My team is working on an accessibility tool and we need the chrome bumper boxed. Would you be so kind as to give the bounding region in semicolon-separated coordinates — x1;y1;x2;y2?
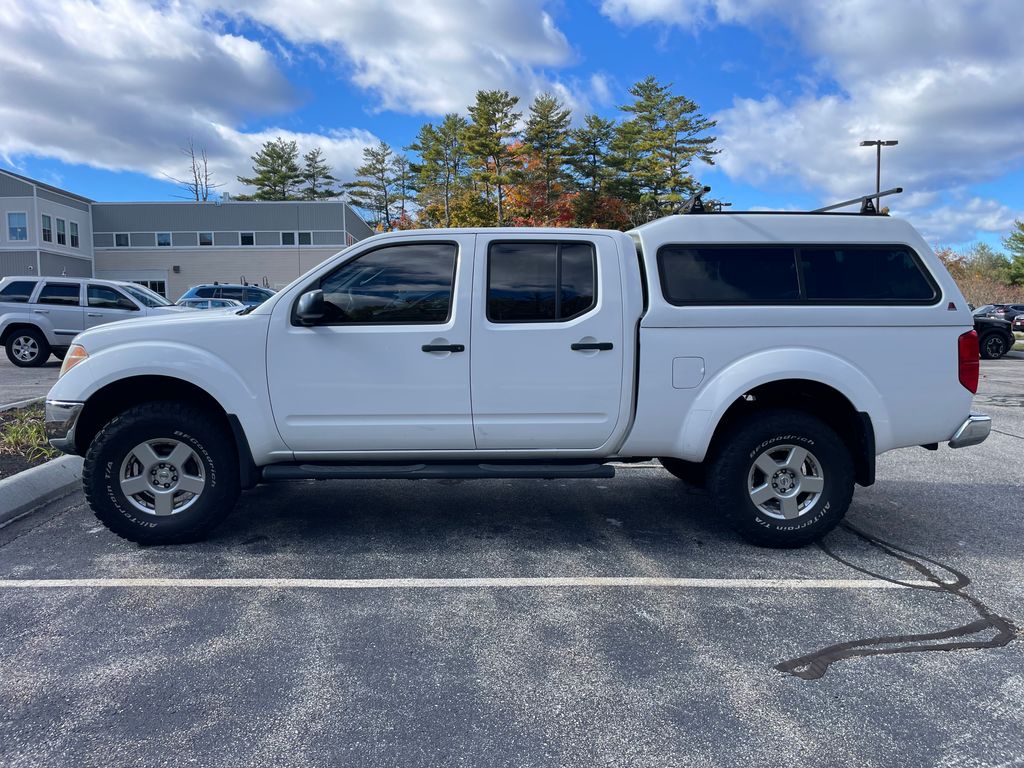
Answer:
45;400;84;455
948;413;991;449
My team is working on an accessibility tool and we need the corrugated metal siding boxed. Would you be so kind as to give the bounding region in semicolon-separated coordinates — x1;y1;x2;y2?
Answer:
173;232;198;247
94;233;114;248
90;201;365;232
214;231;239;246
130;232;156;247
37;188;90;212
40;252;92;277
254;231;280;246
0;250;38;278
312;231;346;246
0;173;34;197
346;210;374;240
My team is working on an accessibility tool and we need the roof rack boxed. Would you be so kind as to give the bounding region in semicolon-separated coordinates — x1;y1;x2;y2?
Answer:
813;187;903;214
679;185;904;216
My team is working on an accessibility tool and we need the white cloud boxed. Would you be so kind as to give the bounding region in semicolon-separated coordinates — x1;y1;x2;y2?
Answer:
602;0;1024;243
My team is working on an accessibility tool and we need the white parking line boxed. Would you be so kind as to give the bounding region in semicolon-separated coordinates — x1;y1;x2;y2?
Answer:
0;576;931;590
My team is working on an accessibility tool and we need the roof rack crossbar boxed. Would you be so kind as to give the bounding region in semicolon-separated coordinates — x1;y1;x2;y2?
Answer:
813;187;903;214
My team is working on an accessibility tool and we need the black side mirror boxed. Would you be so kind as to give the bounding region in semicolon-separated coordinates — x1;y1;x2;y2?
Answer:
296;289;326;325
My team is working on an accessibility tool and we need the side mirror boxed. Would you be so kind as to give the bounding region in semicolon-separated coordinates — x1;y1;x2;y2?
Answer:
296;289;326;325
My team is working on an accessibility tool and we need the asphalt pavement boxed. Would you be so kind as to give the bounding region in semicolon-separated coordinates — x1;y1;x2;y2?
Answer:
0;353;1022;767
0;356;60;408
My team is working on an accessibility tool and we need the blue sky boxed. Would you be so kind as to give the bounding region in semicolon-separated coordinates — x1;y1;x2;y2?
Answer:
2;0;1022;247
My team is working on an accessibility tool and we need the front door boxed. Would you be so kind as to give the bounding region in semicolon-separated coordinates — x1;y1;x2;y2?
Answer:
267;235;476;454
34;281;84;341
469;235;625;450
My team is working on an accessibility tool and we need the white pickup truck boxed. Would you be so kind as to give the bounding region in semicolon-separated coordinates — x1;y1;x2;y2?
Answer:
45;210;990;547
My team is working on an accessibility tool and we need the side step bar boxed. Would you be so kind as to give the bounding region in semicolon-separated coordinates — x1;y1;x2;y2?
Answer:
261;461;616;482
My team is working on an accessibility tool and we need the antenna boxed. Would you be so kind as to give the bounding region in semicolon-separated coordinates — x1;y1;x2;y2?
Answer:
813;187;903;214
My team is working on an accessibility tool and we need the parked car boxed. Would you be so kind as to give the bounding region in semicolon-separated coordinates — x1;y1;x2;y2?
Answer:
0;276;189;367
176;297;245;311
974;303;1024;323
1012;314;1024;333
178;284;275;307
47;212;990;548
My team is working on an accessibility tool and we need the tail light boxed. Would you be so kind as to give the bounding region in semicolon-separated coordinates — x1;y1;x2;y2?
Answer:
958;331;979;393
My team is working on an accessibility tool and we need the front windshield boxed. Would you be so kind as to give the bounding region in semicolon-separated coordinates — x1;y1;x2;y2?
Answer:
122;283;173;307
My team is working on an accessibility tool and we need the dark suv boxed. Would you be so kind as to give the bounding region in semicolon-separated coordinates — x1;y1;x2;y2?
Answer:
975;315;1015;359
178;283;275;307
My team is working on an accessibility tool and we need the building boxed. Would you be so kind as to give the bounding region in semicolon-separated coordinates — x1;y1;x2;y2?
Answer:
1;168;373;299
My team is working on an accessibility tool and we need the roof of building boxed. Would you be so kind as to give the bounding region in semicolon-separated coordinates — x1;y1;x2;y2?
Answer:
0;167;95;204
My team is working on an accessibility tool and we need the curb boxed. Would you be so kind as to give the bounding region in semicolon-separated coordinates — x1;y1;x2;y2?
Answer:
0;396;44;413
0;455;83;528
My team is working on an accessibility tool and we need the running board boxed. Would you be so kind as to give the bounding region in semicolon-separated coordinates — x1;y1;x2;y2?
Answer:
261;461;616;482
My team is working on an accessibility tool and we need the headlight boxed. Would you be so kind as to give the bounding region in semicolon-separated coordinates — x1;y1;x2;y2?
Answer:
59;344;89;378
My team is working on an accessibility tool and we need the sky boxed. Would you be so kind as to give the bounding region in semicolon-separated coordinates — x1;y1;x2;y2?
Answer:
1;0;1022;247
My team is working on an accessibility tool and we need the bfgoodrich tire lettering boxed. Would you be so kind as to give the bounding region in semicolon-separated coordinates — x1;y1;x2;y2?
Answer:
83;401;240;544
709;409;855;547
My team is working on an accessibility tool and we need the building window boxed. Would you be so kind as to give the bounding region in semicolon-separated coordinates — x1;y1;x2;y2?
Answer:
281;231;295;246
298;231;312;245
41;214;52;243
199;232;213;246
133;279;167;297
70;222;80;248
7;212;27;241
115;232;129;247
157;232;171;247
56;219;67;246
240;232;255;246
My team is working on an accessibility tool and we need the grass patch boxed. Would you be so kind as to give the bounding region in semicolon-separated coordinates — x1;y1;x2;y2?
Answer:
0;405;59;464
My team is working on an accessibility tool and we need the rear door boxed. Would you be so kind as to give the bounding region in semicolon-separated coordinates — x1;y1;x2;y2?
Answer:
469;234;625;450
84;284;141;329
34;281;85;341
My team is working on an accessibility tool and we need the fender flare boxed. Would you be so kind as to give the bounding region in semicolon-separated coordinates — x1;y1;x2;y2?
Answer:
676;347;892;461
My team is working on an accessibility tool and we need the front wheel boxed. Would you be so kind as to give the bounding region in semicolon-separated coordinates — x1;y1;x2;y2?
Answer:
708;409;855;548
83;401;240;544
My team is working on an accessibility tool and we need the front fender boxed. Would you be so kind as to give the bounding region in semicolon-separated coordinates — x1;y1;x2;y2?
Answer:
677;347;892;461
46;340;286;461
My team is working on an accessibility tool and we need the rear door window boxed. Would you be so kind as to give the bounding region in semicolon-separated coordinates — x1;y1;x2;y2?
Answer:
487;242;596;322
0;280;37;303
219;286;246;301
37;282;81;306
194;287;217;298
658;246;798;304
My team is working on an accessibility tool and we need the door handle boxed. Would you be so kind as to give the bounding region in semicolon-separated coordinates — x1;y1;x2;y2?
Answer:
422;343;465;353
33;309;49;314
87;312;102;317
571;342;613;351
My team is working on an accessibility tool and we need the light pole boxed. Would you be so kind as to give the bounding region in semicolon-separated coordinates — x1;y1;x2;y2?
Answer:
860;139;898;211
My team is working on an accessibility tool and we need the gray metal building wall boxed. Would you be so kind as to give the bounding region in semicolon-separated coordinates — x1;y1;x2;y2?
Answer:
40;251;92;277
0;250;38;276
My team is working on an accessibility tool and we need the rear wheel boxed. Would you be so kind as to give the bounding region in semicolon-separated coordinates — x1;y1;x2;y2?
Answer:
83;401;240;544
5;327;50;367
980;333;1008;359
709;409;854;547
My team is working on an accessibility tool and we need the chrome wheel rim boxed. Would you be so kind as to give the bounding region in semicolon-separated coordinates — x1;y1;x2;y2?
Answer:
747;444;825;520
11;335;39;362
119;439;206;516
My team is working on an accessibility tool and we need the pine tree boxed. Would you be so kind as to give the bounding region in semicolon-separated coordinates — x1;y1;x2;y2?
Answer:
236;137;303;200
612;76;718;224
524;93;572;209
566;114;617;225
1004;220;1024;285
390;153;416;223
300;147;338;200
409;114;469;227
346;141;395;229
466;90;521;226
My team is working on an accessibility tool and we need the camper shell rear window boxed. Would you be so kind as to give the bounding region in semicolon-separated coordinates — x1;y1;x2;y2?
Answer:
657;243;939;306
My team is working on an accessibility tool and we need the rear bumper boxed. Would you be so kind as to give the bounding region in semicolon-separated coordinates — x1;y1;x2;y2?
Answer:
45;400;84;455
948;413;991;449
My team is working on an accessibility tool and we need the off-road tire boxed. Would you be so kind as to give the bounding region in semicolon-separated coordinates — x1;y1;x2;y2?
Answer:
5;327;50;367
709;409;855;548
83;401;240;544
980;333;1008;360
659;457;706;488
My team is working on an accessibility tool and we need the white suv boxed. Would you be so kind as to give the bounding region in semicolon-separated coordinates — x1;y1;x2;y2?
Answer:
0;276;189;366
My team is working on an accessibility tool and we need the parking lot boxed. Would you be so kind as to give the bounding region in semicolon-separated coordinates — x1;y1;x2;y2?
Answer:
0;356;60;408
0;353;1022;767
